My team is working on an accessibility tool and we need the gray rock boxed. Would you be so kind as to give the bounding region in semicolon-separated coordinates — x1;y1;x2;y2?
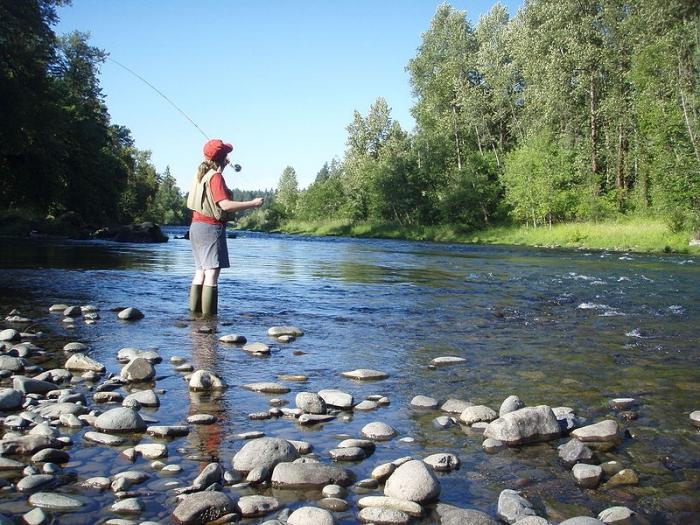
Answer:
604;469;639;487
233;437;299;475
83;432;125;446
558;438;594;466
358;496;422;517
117;307;144;321
322;484;347;498
0;355;25;372
188;369;226;391
571;420;619;442
434;503;499;525
63;353;105;373
329;447;366;461
424;453;460;472
500;395;525;416
36;402;87;419
172;491;236;525
13;377;56;395
362;421;396;440
384;460;440;504
513;518;551;525
120;358;155;382
243;342;270;354
31;448;69;464
219;334;247;344
433;416;455;429
94;407;146;433
22;507;47;525
288;507;334;525
146;425;189;438
573;463;602;488
0;435;63;455
319;497;349;512
411;395;439;409
63;342;88;352
483;438;505;453
242;382;290;394
441;398;473;413
271;462;354;488
17;474;56;492
296;392;327;414
690;410;700;427
0;329;21;342
63;306;81;317
318;389;354;409
123;389;160;407
28;492;83;510
0;457;25;471
236;495;280;517
111;497;143;514
559;519;605;525
340;368;389;380
358;507;410;524
0;388;24;410
134;443;167;459
48;304;70;313
483;405;560;445
460;405;498;425
609;398;636;410
267;326;304;337
355;399;378;410
497;489;537;524
431;356;466;366
187;413;217;425
598;506;636;525
193;462;223;489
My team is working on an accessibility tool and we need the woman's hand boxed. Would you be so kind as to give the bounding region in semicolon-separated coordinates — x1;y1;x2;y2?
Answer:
251;197;264;208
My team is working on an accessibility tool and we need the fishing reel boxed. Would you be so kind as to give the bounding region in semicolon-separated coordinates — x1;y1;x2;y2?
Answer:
233;164;242;172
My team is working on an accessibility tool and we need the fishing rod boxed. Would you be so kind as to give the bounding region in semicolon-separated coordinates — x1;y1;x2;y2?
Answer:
107;56;242;172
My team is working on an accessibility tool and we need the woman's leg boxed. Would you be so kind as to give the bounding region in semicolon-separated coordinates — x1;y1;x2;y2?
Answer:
201;268;221;316
189;269;205;313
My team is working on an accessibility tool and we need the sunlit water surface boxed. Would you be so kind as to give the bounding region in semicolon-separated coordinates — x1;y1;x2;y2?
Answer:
0;228;698;524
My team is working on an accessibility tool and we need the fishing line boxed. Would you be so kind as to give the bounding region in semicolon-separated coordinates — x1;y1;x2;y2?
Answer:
107;56;210;140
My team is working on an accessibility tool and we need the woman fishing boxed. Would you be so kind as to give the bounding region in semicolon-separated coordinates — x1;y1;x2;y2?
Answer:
187;139;264;316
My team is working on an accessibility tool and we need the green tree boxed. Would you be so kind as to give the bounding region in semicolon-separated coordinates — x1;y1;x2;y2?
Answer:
148;166;188;225
276;166;299;215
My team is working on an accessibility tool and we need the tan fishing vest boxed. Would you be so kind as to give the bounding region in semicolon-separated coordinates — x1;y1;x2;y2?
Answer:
187;169;235;222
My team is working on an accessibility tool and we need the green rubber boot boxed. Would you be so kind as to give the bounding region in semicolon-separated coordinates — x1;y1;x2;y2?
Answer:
201;285;218;316
189;284;202;313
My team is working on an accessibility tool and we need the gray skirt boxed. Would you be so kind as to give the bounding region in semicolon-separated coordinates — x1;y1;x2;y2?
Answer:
190;221;230;270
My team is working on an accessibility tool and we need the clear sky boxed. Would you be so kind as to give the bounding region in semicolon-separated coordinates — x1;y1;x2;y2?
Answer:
56;1;522;192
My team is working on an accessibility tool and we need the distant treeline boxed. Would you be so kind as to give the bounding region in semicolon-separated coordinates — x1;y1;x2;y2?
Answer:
0;0;189;226
243;1;699;234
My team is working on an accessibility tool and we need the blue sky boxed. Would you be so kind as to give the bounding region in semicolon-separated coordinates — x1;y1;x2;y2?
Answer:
56;1;522;192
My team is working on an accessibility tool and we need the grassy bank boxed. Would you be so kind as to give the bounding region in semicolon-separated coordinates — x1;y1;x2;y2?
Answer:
274;218;700;255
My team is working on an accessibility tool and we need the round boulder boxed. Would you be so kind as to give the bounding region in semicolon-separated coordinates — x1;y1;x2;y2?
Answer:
384;460;440;504
93;407;146;433
232;437;299;475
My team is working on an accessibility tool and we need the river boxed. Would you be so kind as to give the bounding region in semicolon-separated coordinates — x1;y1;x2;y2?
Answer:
0;228;698;523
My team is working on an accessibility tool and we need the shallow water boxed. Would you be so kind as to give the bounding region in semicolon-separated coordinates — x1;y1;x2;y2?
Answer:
0;228;698;523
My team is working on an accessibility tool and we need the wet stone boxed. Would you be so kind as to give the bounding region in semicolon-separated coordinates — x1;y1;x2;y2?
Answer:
63;342;89;352
318;389;354;409
243;342;270;355
172;491;236;525
243;382;290;394
299;413;336;425
433;416;455;429
278;374;308;382
187;414;217;425
147;425;189;438
267;326;304;337
609;398;636;410
411;395;439;409
558;438;594;467
219;334;247;344
598;506;636;524
28;492;83;510
690;410;700;427
84;431;126;446
424;453;460;472
604;468;639;487
573;463;602;488
120;358;156;382
288;506;334;525
63;306;82;317
319;497;350;512
571;420;620;442
497;489;537;524
271;462;354;489
341;368;389;380
322;484;347;498
362;421;397;440
329;446;366;461
358;496;423;517
188;370;226;391
296;392;326;414
384;460;440;504
358;507;411;524
460;405;498;425
441;399;473;414
117;307;144;321
431;356;466;366
111;497;143;514
236;495;280;517
499;395;525;416
94;407;146;433
123;389;159;407
483;438;505;453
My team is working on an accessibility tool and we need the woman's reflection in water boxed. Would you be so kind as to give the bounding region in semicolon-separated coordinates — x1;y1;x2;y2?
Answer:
187;327;227;463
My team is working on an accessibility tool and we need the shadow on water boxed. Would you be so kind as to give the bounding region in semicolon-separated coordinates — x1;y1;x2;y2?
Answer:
0;230;698;523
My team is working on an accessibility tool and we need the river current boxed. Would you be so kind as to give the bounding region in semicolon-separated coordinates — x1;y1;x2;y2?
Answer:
0;228;698;523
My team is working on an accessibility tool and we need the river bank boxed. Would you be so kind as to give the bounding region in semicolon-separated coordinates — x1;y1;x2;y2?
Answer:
267;218;700;255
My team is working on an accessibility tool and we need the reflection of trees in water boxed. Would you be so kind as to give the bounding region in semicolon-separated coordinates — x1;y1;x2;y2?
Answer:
187;326;226;463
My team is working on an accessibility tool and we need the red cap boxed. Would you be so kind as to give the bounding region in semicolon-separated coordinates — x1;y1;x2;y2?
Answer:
203;139;233;161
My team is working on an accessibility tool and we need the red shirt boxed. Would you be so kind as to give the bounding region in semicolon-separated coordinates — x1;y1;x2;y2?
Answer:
192;172;231;225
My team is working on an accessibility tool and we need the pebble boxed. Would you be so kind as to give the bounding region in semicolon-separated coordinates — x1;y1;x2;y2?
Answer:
483;438;505;453
318;497;350;512
499;395;525;416
609;398;636;410
460;405;498;425
358;507;411;524
358;495;423;517
597;506;636;524
329;446;366;461
355;400;379;411
146;425;189;438
362;421;397;440
63;342;88;352
690;410;700;427
497;489;537;523
267;326;304;337
322;484;347;498
318;389;354;409
237;495;280;517
187;414;217;425
296;392;327;414
604;468;639;487
83;432;126;446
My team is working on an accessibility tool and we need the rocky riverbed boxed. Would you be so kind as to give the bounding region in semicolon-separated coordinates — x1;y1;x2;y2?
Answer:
0;302;698;525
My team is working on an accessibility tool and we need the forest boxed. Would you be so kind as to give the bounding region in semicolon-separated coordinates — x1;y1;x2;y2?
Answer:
2;1;699;239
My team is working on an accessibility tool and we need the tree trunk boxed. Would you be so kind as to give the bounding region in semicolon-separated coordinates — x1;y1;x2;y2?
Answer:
616;122;625;190
590;73;599;186
678;53;700;164
474;124;484;156
452;104;462;170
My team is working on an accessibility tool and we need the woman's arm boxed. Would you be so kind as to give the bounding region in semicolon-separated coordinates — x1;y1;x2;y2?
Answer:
217;197;264;212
